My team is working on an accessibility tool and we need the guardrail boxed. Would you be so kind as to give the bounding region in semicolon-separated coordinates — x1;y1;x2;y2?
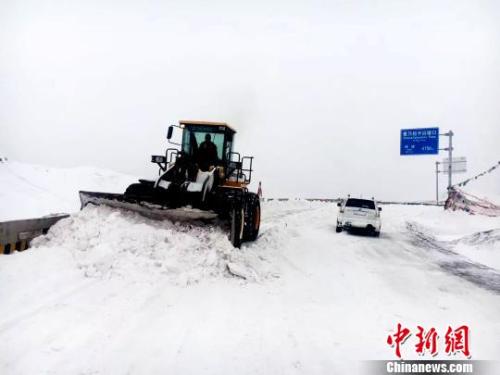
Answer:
0;215;69;255
263;198;442;206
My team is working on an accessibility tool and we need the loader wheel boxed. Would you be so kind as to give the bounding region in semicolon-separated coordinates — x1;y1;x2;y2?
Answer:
243;194;260;241
229;206;244;248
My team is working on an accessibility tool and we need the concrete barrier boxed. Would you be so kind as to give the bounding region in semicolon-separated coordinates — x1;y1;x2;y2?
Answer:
0;215;69;255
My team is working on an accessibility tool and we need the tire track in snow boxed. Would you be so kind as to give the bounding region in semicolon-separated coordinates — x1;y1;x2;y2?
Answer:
406;221;500;294
0;279;99;334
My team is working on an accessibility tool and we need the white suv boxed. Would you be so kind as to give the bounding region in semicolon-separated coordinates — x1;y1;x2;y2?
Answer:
336;197;382;236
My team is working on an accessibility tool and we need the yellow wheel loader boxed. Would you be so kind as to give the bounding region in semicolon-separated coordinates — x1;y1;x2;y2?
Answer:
80;120;260;248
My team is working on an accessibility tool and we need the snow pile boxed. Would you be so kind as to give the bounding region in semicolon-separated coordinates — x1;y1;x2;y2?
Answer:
28;199;324;286
31;204;281;285
406;203;500;238
449;229;500;270
453;229;500;246
407;207;500;272
0;160;138;221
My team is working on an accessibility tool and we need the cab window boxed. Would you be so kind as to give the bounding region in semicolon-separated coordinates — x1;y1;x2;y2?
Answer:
182;127;225;160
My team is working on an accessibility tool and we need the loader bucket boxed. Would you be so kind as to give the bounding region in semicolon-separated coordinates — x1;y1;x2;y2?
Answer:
79;191;218;221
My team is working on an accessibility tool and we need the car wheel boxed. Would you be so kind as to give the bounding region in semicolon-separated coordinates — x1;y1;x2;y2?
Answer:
336;226;342;233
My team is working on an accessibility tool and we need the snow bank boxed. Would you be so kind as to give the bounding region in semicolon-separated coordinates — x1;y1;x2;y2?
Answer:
31;204;287;285
0;160;138;221
454;229;500;246
401;204;500;238
446;229;500;270
403;205;500;271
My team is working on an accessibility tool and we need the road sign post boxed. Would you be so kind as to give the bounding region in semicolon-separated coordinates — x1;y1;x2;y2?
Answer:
435;161;440;204
441;131;454;191
449;132;453;190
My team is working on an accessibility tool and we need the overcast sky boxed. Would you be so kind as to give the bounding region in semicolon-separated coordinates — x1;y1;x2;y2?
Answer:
1;0;499;200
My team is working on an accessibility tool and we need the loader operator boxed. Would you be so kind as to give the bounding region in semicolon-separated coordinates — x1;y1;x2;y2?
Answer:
197;133;218;171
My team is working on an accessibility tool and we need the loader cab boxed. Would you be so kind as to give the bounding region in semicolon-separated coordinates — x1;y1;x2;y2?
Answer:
177;120;235;164
165;120;253;185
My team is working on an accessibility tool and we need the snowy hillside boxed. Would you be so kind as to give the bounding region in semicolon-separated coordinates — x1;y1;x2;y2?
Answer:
0;160;138;221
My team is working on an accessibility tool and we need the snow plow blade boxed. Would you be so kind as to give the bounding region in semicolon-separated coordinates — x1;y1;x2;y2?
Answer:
79;191;218;221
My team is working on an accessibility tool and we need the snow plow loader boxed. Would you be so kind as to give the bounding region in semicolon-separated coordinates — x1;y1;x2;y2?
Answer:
79;120;260;248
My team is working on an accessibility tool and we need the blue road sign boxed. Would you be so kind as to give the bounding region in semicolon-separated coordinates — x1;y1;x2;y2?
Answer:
400;127;439;155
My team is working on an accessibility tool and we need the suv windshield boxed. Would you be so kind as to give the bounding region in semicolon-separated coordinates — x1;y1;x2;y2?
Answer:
345;198;375;210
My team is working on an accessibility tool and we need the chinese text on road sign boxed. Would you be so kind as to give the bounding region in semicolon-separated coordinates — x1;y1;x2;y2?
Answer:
400;127;439;155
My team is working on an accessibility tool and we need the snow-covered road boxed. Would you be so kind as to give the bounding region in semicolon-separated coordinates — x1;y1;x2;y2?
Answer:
1;200;500;374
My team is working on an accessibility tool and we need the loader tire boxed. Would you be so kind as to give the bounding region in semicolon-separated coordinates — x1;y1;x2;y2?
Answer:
243;193;260;242
229;206;244;248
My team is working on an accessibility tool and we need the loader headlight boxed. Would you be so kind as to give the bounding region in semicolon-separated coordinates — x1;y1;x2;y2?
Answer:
151;155;166;163
218;167;225;179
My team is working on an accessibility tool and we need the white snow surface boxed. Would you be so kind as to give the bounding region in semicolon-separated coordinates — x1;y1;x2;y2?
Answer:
0;160;137;221
31;205;266;285
1;163;500;374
